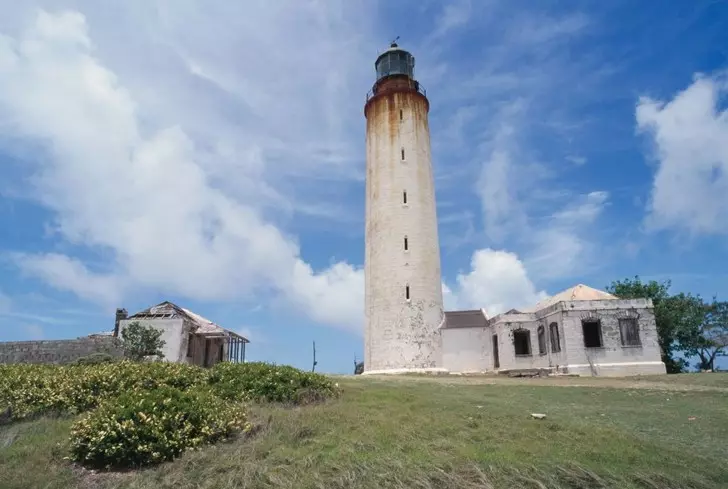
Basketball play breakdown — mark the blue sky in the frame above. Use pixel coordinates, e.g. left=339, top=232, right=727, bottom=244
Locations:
left=0, top=1, right=727, bottom=373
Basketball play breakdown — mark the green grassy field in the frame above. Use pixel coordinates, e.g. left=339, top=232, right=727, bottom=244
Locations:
left=2, top=374, right=727, bottom=489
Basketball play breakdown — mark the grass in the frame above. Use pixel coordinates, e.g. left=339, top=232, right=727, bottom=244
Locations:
left=1, top=374, right=727, bottom=489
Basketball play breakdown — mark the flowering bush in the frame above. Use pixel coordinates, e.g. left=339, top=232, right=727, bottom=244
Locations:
left=69, top=386, right=250, bottom=468
left=208, top=361, right=340, bottom=404
left=0, top=362, right=208, bottom=421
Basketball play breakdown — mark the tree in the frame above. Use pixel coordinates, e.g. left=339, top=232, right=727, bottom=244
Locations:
left=606, top=276, right=689, bottom=373
left=120, top=321, right=166, bottom=361
left=678, top=297, right=728, bottom=372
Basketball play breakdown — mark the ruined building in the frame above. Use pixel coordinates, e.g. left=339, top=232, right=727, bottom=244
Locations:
left=362, top=43, right=666, bottom=377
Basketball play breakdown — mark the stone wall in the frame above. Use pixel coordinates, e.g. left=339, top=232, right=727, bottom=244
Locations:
left=0, top=336, right=123, bottom=365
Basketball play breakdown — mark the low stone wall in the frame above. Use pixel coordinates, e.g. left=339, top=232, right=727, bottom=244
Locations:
left=0, top=336, right=124, bottom=365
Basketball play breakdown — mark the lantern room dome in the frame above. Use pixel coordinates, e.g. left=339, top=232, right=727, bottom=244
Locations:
left=374, top=41, right=415, bottom=81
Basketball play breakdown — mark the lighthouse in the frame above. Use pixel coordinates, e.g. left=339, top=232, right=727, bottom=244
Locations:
left=363, top=42, right=446, bottom=374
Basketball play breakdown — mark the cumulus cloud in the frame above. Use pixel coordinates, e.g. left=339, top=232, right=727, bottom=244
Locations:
left=0, top=10, right=364, bottom=332
left=636, top=74, right=728, bottom=235
left=444, top=248, right=547, bottom=315
left=476, top=103, right=610, bottom=279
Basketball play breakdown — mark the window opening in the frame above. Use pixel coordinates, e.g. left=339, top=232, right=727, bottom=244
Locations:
left=401, top=148, right=405, bottom=160
left=549, top=322, right=561, bottom=352
left=404, top=236, right=408, bottom=251
left=405, top=285, right=410, bottom=300
left=400, top=109, right=403, bottom=121
left=537, top=325, right=546, bottom=355
left=582, top=319, right=603, bottom=348
left=619, top=318, right=641, bottom=346
left=513, top=329, right=531, bottom=356
left=403, top=190, right=407, bottom=204
left=186, top=334, right=194, bottom=357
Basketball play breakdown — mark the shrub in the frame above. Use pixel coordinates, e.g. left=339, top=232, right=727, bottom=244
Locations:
left=208, top=361, right=339, bottom=404
left=0, top=362, right=208, bottom=422
left=73, top=352, right=117, bottom=365
left=69, top=386, right=250, bottom=468
left=120, top=321, right=166, bottom=361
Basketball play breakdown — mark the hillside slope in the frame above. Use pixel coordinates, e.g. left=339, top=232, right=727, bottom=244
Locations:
left=1, top=374, right=727, bottom=489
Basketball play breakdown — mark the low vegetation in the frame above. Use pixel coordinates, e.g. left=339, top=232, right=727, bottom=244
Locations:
left=69, top=386, right=250, bottom=468
left=1, top=374, right=727, bottom=488
left=208, top=361, right=340, bottom=404
left=0, top=361, right=338, bottom=469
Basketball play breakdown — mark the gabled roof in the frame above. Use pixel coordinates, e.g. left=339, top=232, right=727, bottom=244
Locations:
left=524, top=284, right=617, bottom=312
left=128, top=301, right=249, bottom=342
left=442, top=309, right=488, bottom=329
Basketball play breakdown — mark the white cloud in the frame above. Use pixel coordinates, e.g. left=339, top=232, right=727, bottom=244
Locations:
left=636, top=74, right=728, bottom=235
left=432, top=0, right=473, bottom=39
left=476, top=101, right=610, bottom=279
left=525, top=191, right=609, bottom=279
left=236, top=326, right=266, bottom=345
left=0, top=290, right=11, bottom=313
left=0, top=9, right=364, bottom=333
left=23, top=324, right=45, bottom=340
left=13, top=253, right=123, bottom=307
left=566, top=155, right=587, bottom=166
left=444, top=248, right=547, bottom=315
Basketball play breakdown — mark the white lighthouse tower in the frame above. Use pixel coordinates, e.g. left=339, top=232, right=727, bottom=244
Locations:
left=363, top=42, right=445, bottom=374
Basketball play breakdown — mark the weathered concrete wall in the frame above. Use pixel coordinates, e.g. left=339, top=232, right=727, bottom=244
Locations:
left=364, top=80, right=444, bottom=372
left=118, top=318, right=187, bottom=362
left=559, top=299, right=666, bottom=376
left=493, top=320, right=551, bottom=371
left=442, top=327, right=491, bottom=372
left=0, top=336, right=123, bottom=364
left=485, top=299, right=666, bottom=376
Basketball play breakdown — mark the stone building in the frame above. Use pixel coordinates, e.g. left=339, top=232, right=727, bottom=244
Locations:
left=116, top=301, right=248, bottom=367
left=441, top=284, right=666, bottom=377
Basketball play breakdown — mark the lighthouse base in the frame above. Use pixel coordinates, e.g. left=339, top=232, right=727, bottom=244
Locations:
left=361, top=367, right=449, bottom=376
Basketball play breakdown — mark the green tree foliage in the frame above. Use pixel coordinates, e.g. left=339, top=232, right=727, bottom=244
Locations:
left=608, top=276, right=728, bottom=373
left=120, top=321, right=166, bottom=361
left=677, top=297, right=728, bottom=371
left=606, top=276, right=688, bottom=372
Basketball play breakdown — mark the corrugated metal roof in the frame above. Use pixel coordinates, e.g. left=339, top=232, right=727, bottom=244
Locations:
left=128, top=301, right=249, bottom=342
left=442, top=310, right=488, bottom=329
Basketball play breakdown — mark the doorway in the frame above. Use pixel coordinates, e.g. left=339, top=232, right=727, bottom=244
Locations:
left=492, top=334, right=500, bottom=369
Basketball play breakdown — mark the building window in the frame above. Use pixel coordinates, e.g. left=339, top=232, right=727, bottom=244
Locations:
left=582, top=319, right=603, bottom=348
left=400, top=109, right=403, bottom=121
left=537, top=325, right=546, bottom=355
left=405, top=285, right=410, bottom=300
left=513, top=329, right=531, bottom=356
left=186, top=334, right=194, bottom=357
left=401, top=148, right=405, bottom=160
left=404, top=236, right=409, bottom=251
left=549, top=322, right=561, bottom=352
left=619, top=318, right=641, bottom=346
left=403, top=190, right=407, bottom=204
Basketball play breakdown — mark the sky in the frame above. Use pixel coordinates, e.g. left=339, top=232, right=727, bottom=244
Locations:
left=0, top=1, right=727, bottom=373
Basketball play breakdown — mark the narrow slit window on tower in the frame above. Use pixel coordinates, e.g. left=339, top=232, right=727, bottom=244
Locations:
left=404, top=236, right=409, bottom=251
left=403, top=190, right=407, bottom=204
left=401, top=148, right=405, bottom=160
left=400, top=109, right=403, bottom=121
left=405, top=285, right=410, bottom=300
